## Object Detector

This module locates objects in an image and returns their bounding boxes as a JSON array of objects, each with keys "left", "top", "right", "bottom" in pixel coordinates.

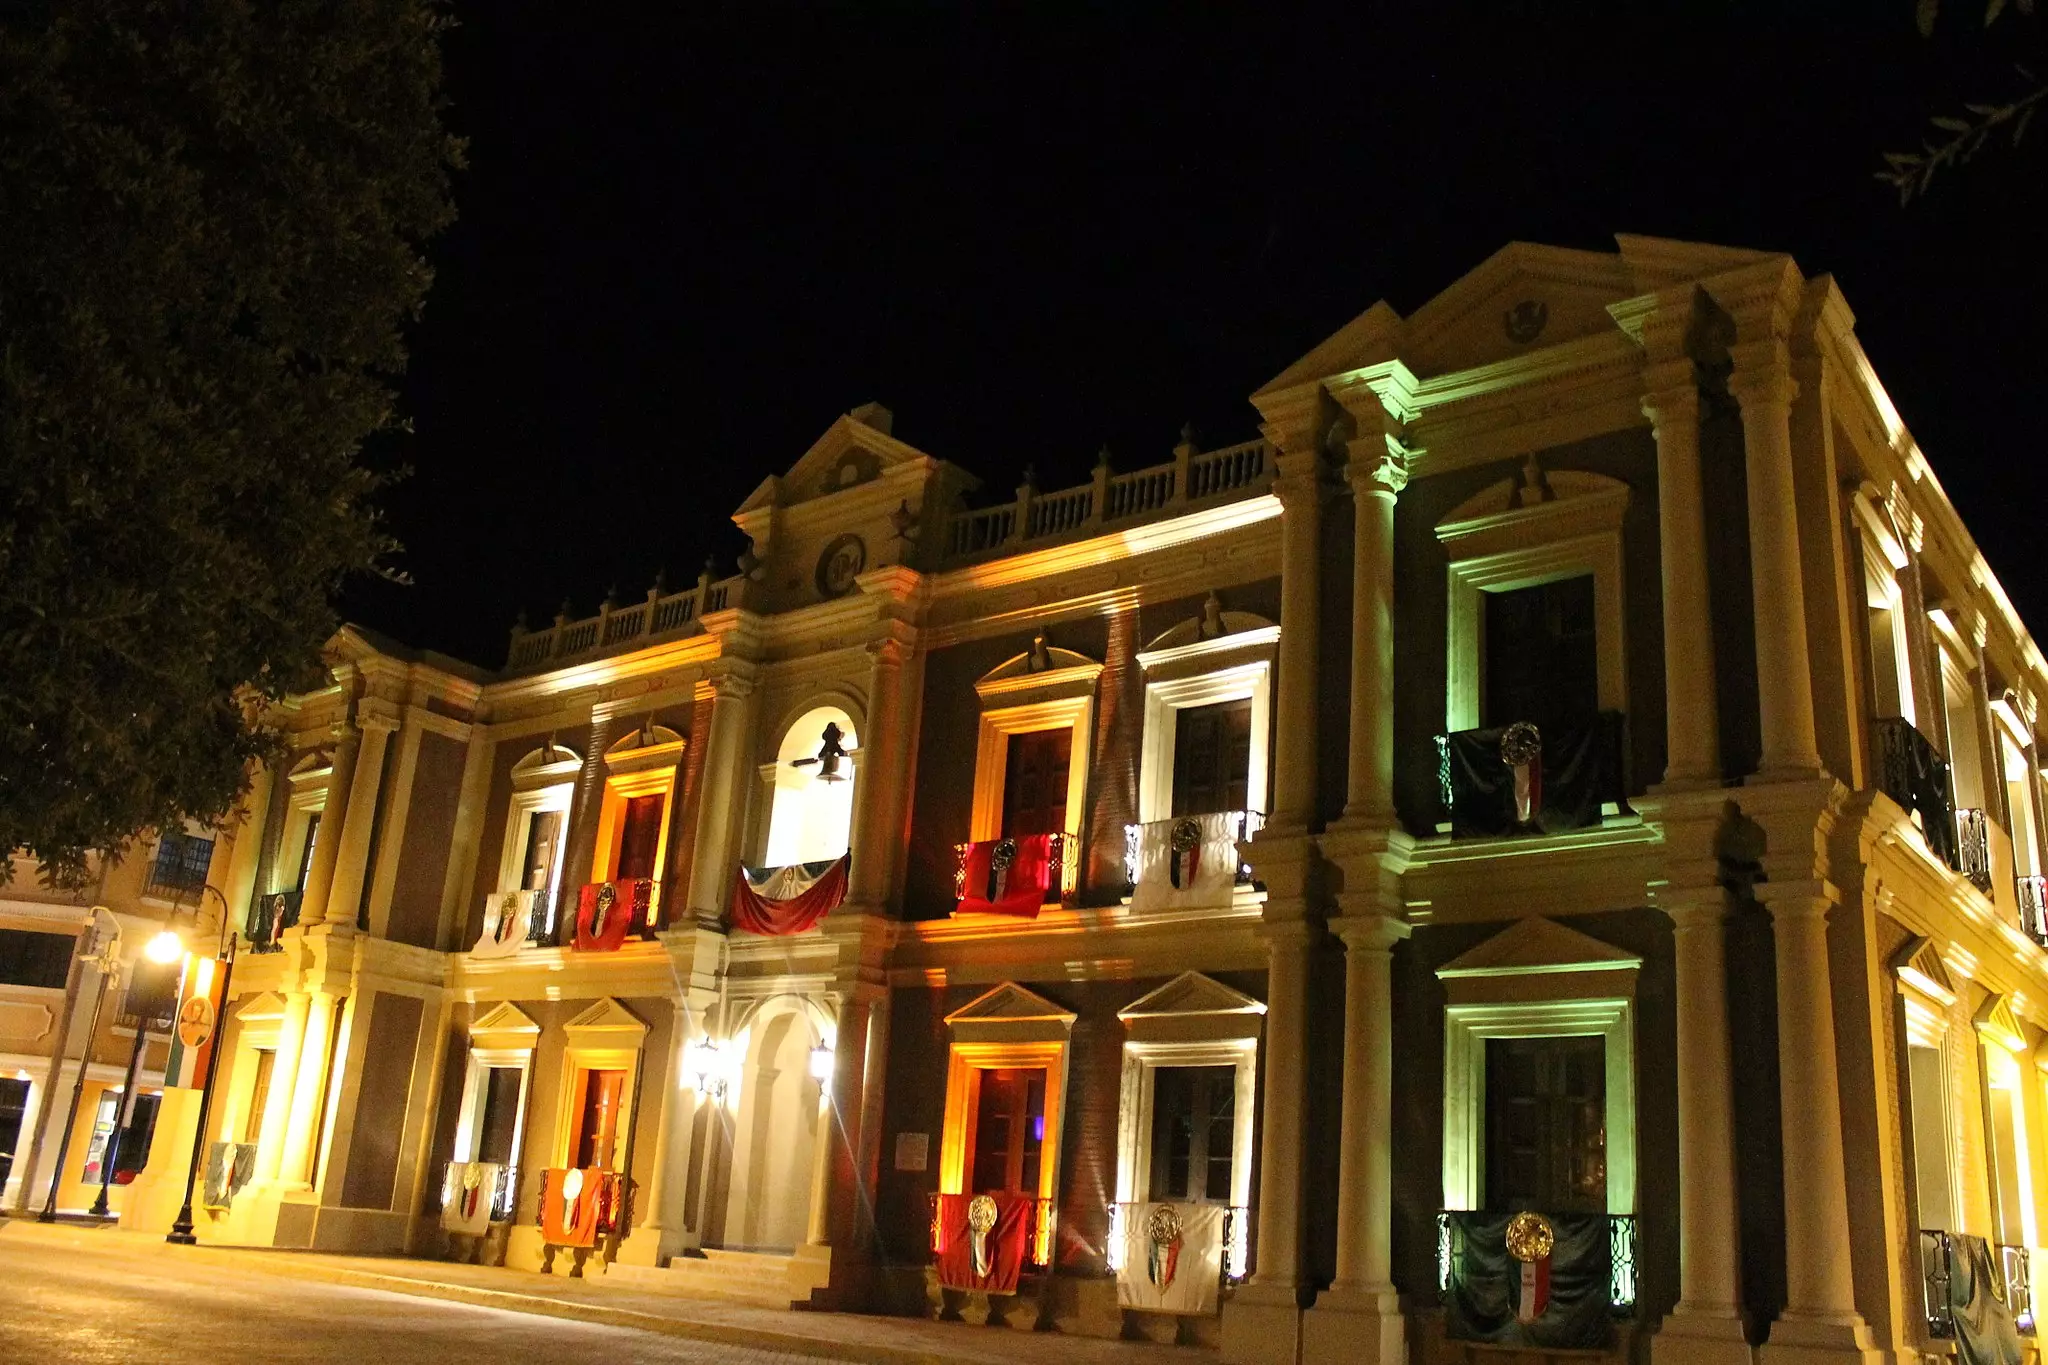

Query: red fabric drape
[
  {"left": 933, "top": 1192, "right": 1034, "bottom": 1293},
  {"left": 574, "top": 880, "right": 650, "bottom": 952},
  {"left": 540, "top": 1167, "right": 604, "bottom": 1248},
  {"left": 955, "top": 834, "right": 1056, "bottom": 917},
  {"left": 728, "top": 855, "right": 850, "bottom": 936}
]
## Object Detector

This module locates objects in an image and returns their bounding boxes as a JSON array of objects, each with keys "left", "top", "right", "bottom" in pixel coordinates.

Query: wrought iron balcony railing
[
  {"left": 1435, "top": 712, "right": 1631, "bottom": 840},
  {"left": 1920, "top": 1230, "right": 2036, "bottom": 1339},
  {"left": 950, "top": 832, "right": 1080, "bottom": 912},
  {"left": 1104, "top": 1201, "right": 1252, "bottom": 1283},
  {"left": 535, "top": 1168, "right": 633, "bottom": 1240},
  {"left": 1122, "top": 810, "right": 1265, "bottom": 895},
  {"left": 1876, "top": 717, "right": 1961, "bottom": 873},
  {"left": 1437, "top": 1210, "right": 1638, "bottom": 1315},
  {"left": 443, "top": 1160, "right": 520, "bottom": 1224},
  {"left": 245, "top": 888, "right": 302, "bottom": 953},
  {"left": 928, "top": 1191, "right": 1057, "bottom": 1269},
  {"left": 2020, "top": 875, "right": 2048, "bottom": 947},
  {"left": 1956, "top": 807, "right": 1993, "bottom": 891}
]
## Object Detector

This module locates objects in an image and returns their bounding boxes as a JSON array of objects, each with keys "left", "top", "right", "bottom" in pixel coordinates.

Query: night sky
[{"left": 341, "top": 2, "right": 2048, "bottom": 669}]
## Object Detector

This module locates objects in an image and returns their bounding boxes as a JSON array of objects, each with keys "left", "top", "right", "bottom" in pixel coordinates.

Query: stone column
[
  {"left": 560, "top": 712, "right": 617, "bottom": 908},
  {"left": 848, "top": 635, "right": 912, "bottom": 909},
  {"left": 251, "top": 993, "right": 312, "bottom": 1184},
  {"left": 802, "top": 984, "right": 884, "bottom": 1306},
  {"left": 1340, "top": 443, "right": 1404, "bottom": 824},
  {"left": 1301, "top": 914, "right": 1407, "bottom": 1365},
  {"left": 1653, "top": 898, "right": 1753, "bottom": 1365},
  {"left": 323, "top": 702, "right": 397, "bottom": 933},
  {"left": 1729, "top": 343, "right": 1823, "bottom": 780},
  {"left": 685, "top": 670, "right": 759, "bottom": 919},
  {"left": 278, "top": 993, "right": 337, "bottom": 1187},
  {"left": 1757, "top": 884, "right": 1879, "bottom": 1365},
  {"left": 1268, "top": 448, "right": 1324, "bottom": 834},
  {"left": 295, "top": 719, "right": 361, "bottom": 927},
  {"left": 618, "top": 1002, "right": 694, "bottom": 1264},
  {"left": 1643, "top": 362, "right": 1721, "bottom": 787}
]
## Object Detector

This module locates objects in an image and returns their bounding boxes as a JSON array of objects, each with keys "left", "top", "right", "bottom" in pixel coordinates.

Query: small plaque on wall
[{"left": 893, "top": 1132, "right": 929, "bottom": 1172}]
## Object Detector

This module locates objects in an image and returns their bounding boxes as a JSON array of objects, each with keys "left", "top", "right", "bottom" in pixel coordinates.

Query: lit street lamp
[
  {"left": 166, "top": 884, "right": 237, "bottom": 1246},
  {"left": 86, "top": 931, "right": 185, "bottom": 1217}
]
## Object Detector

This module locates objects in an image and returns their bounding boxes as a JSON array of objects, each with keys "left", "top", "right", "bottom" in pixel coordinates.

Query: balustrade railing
[
  {"left": 245, "top": 888, "right": 302, "bottom": 953},
  {"left": 1956, "top": 807, "right": 1993, "bottom": 891},
  {"left": 939, "top": 436, "right": 1272, "bottom": 564},
  {"left": 1919, "top": 1231, "right": 2036, "bottom": 1339},
  {"left": 506, "top": 570, "right": 745, "bottom": 671},
  {"left": 1876, "top": 717, "right": 1961, "bottom": 873},
  {"left": 2020, "top": 875, "right": 2048, "bottom": 946}
]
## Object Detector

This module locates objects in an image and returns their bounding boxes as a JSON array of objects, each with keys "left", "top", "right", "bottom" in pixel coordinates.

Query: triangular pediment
[
  {"left": 1118, "top": 971, "right": 1265, "bottom": 1021},
  {"left": 1890, "top": 935, "right": 1957, "bottom": 1006},
  {"left": 1614, "top": 233, "right": 1783, "bottom": 294},
  {"left": 234, "top": 991, "right": 289, "bottom": 1023},
  {"left": 1436, "top": 917, "right": 1641, "bottom": 979},
  {"left": 1257, "top": 300, "right": 1404, "bottom": 399},
  {"left": 946, "top": 982, "right": 1076, "bottom": 1027},
  {"left": 563, "top": 996, "right": 646, "bottom": 1039},
  {"left": 470, "top": 1000, "right": 540, "bottom": 1040},
  {"left": 1977, "top": 993, "right": 2027, "bottom": 1054},
  {"left": 737, "top": 405, "right": 943, "bottom": 514},
  {"left": 1401, "top": 242, "right": 1635, "bottom": 379}
]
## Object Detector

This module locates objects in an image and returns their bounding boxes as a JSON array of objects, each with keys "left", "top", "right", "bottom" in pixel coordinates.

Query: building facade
[{"left": 111, "top": 235, "right": 2048, "bottom": 1365}]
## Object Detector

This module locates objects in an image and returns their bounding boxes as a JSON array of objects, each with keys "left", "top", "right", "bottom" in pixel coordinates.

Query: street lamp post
[
  {"left": 167, "top": 885, "right": 236, "bottom": 1246},
  {"left": 36, "top": 906, "right": 123, "bottom": 1223},
  {"left": 88, "top": 933, "right": 183, "bottom": 1218}
]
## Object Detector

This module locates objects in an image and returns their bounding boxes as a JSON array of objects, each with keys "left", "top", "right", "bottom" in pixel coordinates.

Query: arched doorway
[{"left": 721, "top": 1004, "right": 825, "bottom": 1251}]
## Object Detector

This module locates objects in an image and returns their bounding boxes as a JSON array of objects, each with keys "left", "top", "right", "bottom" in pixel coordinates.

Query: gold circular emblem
[
  {"left": 1505, "top": 1210, "right": 1555, "bottom": 1263},
  {"left": 989, "top": 839, "right": 1017, "bottom": 873},
  {"left": 1500, "top": 721, "right": 1542, "bottom": 768},
  {"left": 1170, "top": 818, "right": 1202, "bottom": 853},
  {"left": 462, "top": 1165, "right": 484, "bottom": 1193},
  {"left": 967, "top": 1193, "right": 999, "bottom": 1234},
  {"left": 1145, "top": 1205, "right": 1183, "bottom": 1245},
  {"left": 560, "top": 1168, "right": 585, "bottom": 1205}
]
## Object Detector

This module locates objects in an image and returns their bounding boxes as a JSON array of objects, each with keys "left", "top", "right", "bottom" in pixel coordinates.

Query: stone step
[{"left": 607, "top": 1247, "right": 800, "bottom": 1307}]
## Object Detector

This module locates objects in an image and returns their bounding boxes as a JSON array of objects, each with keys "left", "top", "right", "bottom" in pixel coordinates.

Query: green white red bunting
[{"left": 162, "top": 955, "right": 224, "bottom": 1089}]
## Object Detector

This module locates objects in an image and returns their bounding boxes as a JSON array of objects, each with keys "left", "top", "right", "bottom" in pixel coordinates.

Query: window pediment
[
  {"left": 976, "top": 642, "right": 1103, "bottom": 706},
  {"left": 1435, "top": 466, "right": 1630, "bottom": 559},
  {"left": 234, "top": 991, "right": 289, "bottom": 1023},
  {"left": 1436, "top": 916, "right": 1640, "bottom": 1005},
  {"left": 947, "top": 981, "right": 1075, "bottom": 1043},
  {"left": 1890, "top": 934, "right": 1957, "bottom": 1008},
  {"left": 471, "top": 1000, "right": 541, "bottom": 1048},
  {"left": 1976, "top": 992, "right": 2027, "bottom": 1054},
  {"left": 563, "top": 996, "right": 647, "bottom": 1045},
  {"left": 1118, "top": 971, "right": 1265, "bottom": 1022}
]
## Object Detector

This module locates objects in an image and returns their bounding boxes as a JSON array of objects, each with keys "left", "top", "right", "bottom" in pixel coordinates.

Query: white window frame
[
  {"left": 453, "top": 1002, "right": 540, "bottom": 1168},
  {"left": 969, "top": 657, "right": 1100, "bottom": 843},
  {"left": 1134, "top": 625, "right": 1278, "bottom": 824},
  {"left": 273, "top": 758, "right": 334, "bottom": 894}
]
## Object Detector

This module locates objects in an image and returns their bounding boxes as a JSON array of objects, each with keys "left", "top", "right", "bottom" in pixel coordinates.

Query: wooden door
[
  {"left": 1484, "top": 1035, "right": 1606, "bottom": 1212},
  {"left": 1149, "top": 1064, "right": 1236, "bottom": 1203},
  {"left": 1002, "top": 730, "right": 1071, "bottom": 837},
  {"left": 1171, "top": 699, "right": 1253, "bottom": 816},
  {"left": 1483, "top": 575, "right": 1598, "bottom": 733},
  {"left": 970, "top": 1067, "right": 1047, "bottom": 1194},
  {"left": 574, "top": 1067, "right": 629, "bottom": 1169},
  {"left": 615, "top": 795, "right": 664, "bottom": 881}
]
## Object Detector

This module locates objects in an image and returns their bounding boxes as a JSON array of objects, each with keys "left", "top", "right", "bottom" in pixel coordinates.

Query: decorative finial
[
  {"left": 1199, "top": 592, "right": 1225, "bottom": 639},
  {"left": 1095, "top": 443, "right": 1113, "bottom": 469}
]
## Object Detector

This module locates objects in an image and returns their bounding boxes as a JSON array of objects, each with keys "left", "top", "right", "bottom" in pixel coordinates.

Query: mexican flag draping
[
  {"left": 1115, "top": 1202, "right": 1226, "bottom": 1314},
  {"left": 728, "top": 854, "right": 850, "bottom": 936},
  {"left": 442, "top": 1161, "right": 502, "bottom": 1236},
  {"left": 163, "top": 954, "right": 226, "bottom": 1088},
  {"left": 1442, "top": 1210, "right": 1612, "bottom": 1349},
  {"left": 573, "top": 879, "right": 654, "bottom": 952},
  {"left": 1948, "top": 1232, "right": 2027, "bottom": 1365},
  {"left": 1129, "top": 813, "right": 1244, "bottom": 914},
  {"left": 933, "top": 1191, "right": 1034, "bottom": 1293},
  {"left": 954, "top": 834, "right": 1058, "bottom": 918},
  {"left": 540, "top": 1167, "right": 605, "bottom": 1248},
  {"left": 1440, "top": 712, "right": 1629, "bottom": 839},
  {"left": 473, "top": 890, "right": 538, "bottom": 958}
]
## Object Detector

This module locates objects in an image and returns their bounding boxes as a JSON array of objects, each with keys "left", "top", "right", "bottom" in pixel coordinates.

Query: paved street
[{"left": 0, "top": 1232, "right": 846, "bottom": 1365}]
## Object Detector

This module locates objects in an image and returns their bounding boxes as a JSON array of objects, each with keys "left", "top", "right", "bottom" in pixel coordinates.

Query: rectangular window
[
  {"left": 293, "top": 813, "right": 322, "bottom": 891},
  {"left": 1171, "top": 700, "right": 1252, "bottom": 818},
  {"left": 615, "top": 795, "right": 664, "bottom": 882},
  {"left": 1987, "top": 1074, "right": 2028, "bottom": 1245},
  {"left": 1484, "top": 1034, "right": 1607, "bottom": 1212},
  {"left": 970, "top": 1067, "right": 1046, "bottom": 1195},
  {"left": 2004, "top": 736, "right": 2040, "bottom": 877},
  {"left": 478, "top": 1067, "right": 523, "bottom": 1166},
  {"left": 0, "top": 1077, "right": 30, "bottom": 1184},
  {"left": 1483, "top": 576, "right": 1598, "bottom": 733},
  {"left": 0, "top": 930, "right": 73, "bottom": 990},
  {"left": 146, "top": 831, "right": 215, "bottom": 898},
  {"left": 573, "top": 1067, "right": 628, "bottom": 1169},
  {"left": 1002, "top": 730, "right": 1071, "bottom": 837},
  {"left": 1906, "top": 1041, "right": 1955, "bottom": 1231},
  {"left": 244, "top": 1049, "right": 277, "bottom": 1145},
  {"left": 520, "top": 809, "right": 564, "bottom": 893},
  {"left": 1942, "top": 650, "right": 1987, "bottom": 810},
  {"left": 1149, "top": 1064, "right": 1235, "bottom": 1203},
  {"left": 115, "top": 1093, "right": 161, "bottom": 1179}
]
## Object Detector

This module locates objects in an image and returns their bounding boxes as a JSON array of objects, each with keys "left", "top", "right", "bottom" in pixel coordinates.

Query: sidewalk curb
[{"left": 0, "top": 1218, "right": 950, "bottom": 1365}]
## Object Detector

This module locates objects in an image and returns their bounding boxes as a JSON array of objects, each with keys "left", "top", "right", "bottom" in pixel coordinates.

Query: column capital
[
  {"left": 1661, "top": 898, "right": 1730, "bottom": 933},
  {"left": 1725, "top": 342, "right": 1799, "bottom": 411},
  {"left": 1342, "top": 438, "right": 1409, "bottom": 499},
  {"left": 1756, "top": 879, "right": 1838, "bottom": 922},
  {"left": 1328, "top": 912, "right": 1410, "bottom": 952},
  {"left": 1270, "top": 446, "right": 1325, "bottom": 501},
  {"left": 1640, "top": 360, "right": 1701, "bottom": 426},
  {"left": 1255, "top": 916, "right": 1321, "bottom": 949},
  {"left": 352, "top": 697, "right": 401, "bottom": 734},
  {"left": 708, "top": 662, "right": 759, "bottom": 700}
]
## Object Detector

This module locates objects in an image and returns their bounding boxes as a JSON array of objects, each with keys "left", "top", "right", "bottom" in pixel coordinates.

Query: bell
[{"left": 793, "top": 721, "right": 852, "bottom": 783}]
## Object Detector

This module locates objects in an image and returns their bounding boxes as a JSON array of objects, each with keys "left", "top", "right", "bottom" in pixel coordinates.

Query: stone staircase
[{"left": 607, "top": 1247, "right": 801, "bottom": 1307}]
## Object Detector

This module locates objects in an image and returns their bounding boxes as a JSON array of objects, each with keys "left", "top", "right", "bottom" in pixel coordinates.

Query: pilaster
[
  {"left": 1335, "top": 427, "right": 1406, "bottom": 826},
  {"left": 1640, "top": 310, "right": 1720, "bottom": 788},
  {"left": 684, "top": 664, "right": 761, "bottom": 919},
  {"left": 324, "top": 698, "right": 400, "bottom": 933},
  {"left": 1258, "top": 388, "right": 1328, "bottom": 838},
  {"left": 295, "top": 716, "right": 362, "bottom": 928}
]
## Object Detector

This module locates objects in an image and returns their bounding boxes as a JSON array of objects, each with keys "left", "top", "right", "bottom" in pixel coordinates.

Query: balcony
[
  {"left": 928, "top": 1192, "right": 1057, "bottom": 1269},
  {"left": 1438, "top": 1210, "right": 1637, "bottom": 1345},
  {"left": 1956, "top": 808, "right": 1994, "bottom": 892},
  {"left": 1435, "top": 712, "right": 1631, "bottom": 840},
  {"left": 443, "top": 1160, "right": 519, "bottom": 1224},
  {"left": 1920, "top": 1230, "right": 2035, "bottom": 1340},
  {"left": 244, "top": 889, "right": 301, "bottom": 953},
  {"left": 938, "top": 436, "right": 1272, "bottom": 565},
  {"left": 1105, "top": 1201, "right": 1251, "bottom": 1284},
  {"left": 536, "top": 1168, "right": 633, "bottom": 1242},
  {"left": 1123, "top": 810, "right": 1263, "bottom": 912},
  {"left": 505, "top": 566, "right": 744, "bottom": 671},
  {"left": 951, "top": 832, "right": 1079, "bottom": 916},
  {"left": 2019, "top": 875, "right": 2048, "bottom": 946},
  {"left": 1875, "top": 717, "right": 1962, "bottom": 873}
]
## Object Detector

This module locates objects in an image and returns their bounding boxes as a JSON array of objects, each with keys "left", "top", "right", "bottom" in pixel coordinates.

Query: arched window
[{"left": 764, "top": 706, "right": 858, "bottom": 867}]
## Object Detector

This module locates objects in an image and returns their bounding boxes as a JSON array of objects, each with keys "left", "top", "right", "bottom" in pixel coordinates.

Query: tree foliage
[
  {"left": 0, "top": 0, "right": 459, "bottom": 885},
  {"left": 1882, "top": 0, "right": 2045, "bottom": 200}
]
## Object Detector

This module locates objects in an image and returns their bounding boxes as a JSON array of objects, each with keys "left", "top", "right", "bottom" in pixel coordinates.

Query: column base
[
  {"left": 1654, "top": 1307, "right": 1753, "bottom": 1365},
  {"left": 1757, "top": 1312, "right": 1880, "bottom": 1365},
  {"left": 1221, "top": 1281, "right": 1307, "bottom": 1365},
  {"left": 1301, "top": 1285, "right": 1404, "bottom": 1365}
]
